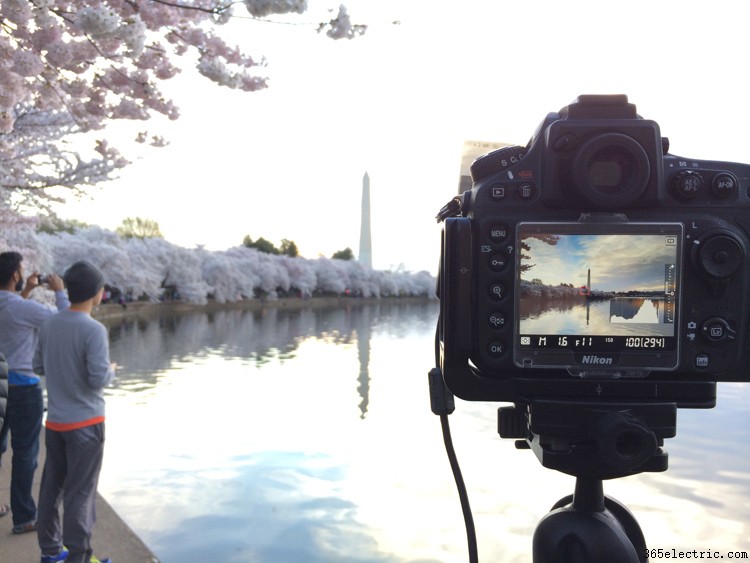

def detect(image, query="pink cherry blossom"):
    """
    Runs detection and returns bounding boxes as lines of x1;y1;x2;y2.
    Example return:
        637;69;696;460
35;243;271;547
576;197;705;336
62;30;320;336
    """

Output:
0;1;365;209
0;217;435;305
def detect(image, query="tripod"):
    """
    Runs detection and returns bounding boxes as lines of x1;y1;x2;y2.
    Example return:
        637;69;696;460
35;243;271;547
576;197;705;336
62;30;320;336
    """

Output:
499;400;677;563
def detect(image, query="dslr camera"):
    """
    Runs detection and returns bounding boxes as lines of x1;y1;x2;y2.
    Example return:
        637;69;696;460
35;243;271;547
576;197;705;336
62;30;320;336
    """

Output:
438;95;750;407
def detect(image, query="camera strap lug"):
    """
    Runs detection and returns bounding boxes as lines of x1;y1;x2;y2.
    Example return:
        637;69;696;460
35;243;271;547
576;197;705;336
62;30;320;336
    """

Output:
436;196;462;223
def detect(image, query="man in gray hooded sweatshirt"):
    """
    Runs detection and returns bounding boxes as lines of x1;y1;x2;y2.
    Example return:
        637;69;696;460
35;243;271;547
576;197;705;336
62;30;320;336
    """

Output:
33;260;115;563
0;251;69;533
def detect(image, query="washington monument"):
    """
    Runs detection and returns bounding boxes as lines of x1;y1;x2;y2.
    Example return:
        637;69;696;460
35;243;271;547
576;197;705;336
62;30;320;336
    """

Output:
359;171;373;268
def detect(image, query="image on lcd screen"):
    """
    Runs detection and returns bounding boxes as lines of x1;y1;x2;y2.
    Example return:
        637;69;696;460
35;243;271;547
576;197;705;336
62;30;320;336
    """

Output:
517;228;679;338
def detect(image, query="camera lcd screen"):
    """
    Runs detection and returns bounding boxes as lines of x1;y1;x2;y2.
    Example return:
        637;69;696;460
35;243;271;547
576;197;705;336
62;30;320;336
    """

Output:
514;222;682;371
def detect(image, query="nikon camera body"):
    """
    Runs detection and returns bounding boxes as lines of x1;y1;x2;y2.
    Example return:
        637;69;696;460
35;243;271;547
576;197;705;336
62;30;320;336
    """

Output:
438;95;750;406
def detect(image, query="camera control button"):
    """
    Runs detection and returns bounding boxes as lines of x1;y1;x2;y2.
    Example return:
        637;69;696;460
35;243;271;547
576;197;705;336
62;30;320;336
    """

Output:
711;173;738;199
488;312;505;329
517;183;536;200
488;253;508;271
490;185;507;200
672;170;703;199
488;341;505;357
488;283;506;300
701;317;735;343
697;235;744;279
695;354;710;368
489;224;509;242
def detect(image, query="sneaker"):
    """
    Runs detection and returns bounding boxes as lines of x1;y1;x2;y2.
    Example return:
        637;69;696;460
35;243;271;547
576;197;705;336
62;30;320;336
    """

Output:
12;520;37;534
40;548;69;563
90;557;111;563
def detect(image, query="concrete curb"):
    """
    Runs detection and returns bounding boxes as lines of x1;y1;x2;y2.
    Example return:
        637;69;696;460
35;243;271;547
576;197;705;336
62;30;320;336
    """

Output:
1;429;159;563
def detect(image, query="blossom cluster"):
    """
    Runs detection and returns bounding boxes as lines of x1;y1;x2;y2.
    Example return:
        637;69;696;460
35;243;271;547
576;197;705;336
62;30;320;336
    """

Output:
2;222;434;304
0;1;364;203
319;5;367;40
244;0;308;19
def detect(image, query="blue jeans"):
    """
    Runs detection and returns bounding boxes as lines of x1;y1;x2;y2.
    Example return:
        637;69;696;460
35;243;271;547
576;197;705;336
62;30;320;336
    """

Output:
0;384;43;526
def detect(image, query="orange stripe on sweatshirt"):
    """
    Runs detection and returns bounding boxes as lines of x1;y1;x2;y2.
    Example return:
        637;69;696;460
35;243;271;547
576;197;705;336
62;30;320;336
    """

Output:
46;416;105;432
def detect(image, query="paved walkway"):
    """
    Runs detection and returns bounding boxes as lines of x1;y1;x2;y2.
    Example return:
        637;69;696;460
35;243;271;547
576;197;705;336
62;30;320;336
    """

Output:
1;430;159;563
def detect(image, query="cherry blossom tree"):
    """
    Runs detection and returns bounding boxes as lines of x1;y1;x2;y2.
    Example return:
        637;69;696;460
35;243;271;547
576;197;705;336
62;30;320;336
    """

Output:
0;0;366;209
26;224;435;304
0;187;47;266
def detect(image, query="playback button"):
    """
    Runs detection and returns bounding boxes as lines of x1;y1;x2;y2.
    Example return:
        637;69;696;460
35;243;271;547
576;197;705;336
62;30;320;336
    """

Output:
490;185;507;200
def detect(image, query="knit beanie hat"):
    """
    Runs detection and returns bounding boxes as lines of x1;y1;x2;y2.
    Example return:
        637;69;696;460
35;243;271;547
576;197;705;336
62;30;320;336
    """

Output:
64;260;104;303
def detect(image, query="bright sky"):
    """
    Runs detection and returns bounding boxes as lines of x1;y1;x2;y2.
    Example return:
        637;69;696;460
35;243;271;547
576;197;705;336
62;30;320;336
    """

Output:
521;234;677;292
54;0;750;274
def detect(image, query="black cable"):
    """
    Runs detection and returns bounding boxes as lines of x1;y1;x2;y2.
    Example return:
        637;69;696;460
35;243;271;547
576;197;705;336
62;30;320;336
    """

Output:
432;291;478;561
429;368;479;561
439;413;478;563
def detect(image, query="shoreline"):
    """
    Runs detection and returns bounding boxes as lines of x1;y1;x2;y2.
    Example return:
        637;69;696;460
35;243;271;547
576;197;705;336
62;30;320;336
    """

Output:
1;431;159;563
93;295;436;323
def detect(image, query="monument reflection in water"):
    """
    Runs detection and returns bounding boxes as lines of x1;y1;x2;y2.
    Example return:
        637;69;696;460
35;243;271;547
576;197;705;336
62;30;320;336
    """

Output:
98;302;750;562
520;296;672;335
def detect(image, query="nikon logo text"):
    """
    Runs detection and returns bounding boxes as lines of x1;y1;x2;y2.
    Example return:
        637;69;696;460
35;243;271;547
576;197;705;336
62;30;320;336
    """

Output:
581;355;613;365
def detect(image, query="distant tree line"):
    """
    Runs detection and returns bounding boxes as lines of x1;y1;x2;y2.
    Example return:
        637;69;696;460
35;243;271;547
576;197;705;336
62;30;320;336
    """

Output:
40;216;163;240
331;248;354;260
38;217;357;262
242;235;299;257
243;235;355;261
117;217;163;240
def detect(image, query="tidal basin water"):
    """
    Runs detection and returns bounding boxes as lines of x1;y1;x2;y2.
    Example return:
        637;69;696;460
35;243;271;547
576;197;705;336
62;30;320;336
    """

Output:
520;297;674;336
97;302;750;562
